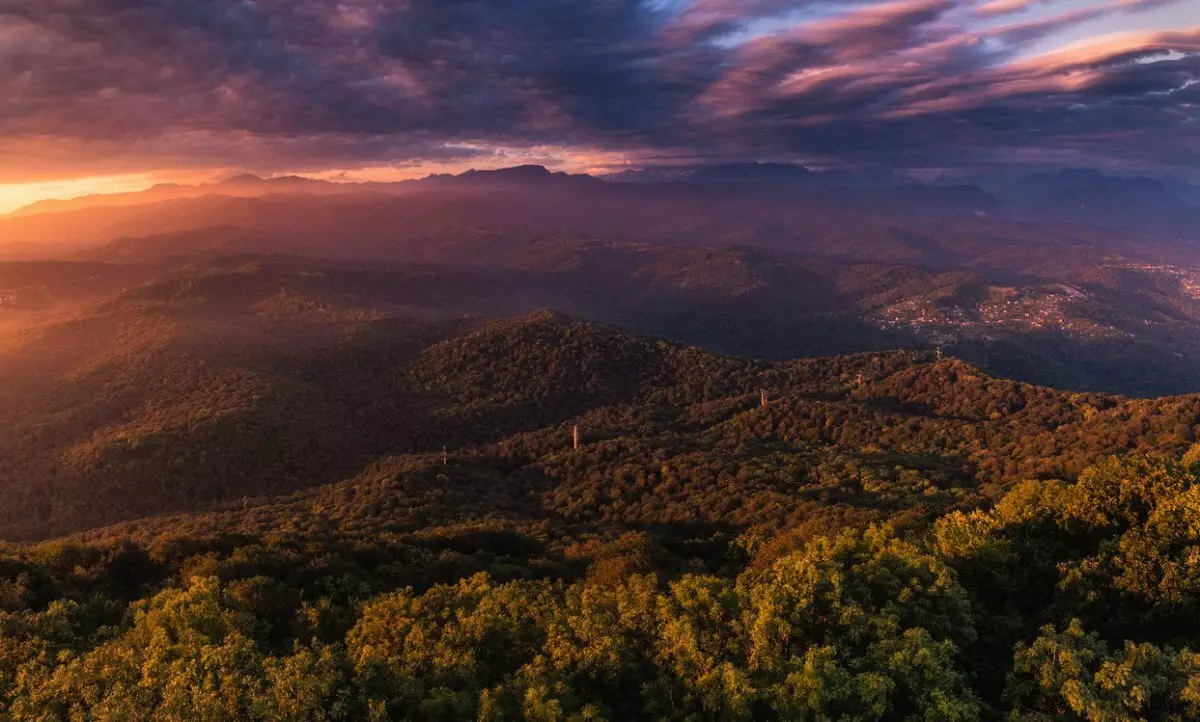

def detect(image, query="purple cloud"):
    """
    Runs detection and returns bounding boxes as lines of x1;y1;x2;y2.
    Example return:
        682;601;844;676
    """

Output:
0;0;1196;180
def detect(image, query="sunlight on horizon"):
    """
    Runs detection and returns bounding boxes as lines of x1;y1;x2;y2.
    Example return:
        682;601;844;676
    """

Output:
0;174;163;215
0;148;636;216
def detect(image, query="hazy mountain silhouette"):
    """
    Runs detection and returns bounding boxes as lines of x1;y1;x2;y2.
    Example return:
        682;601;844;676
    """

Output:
606;162;914;188
1001;168;1199;234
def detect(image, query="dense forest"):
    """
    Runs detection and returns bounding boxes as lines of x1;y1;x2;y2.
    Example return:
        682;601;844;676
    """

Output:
3;304;1200;718
4;449;1200;718
3;300;1200;541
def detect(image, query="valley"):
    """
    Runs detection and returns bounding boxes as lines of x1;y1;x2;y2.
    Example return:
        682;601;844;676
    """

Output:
1;300;1199;719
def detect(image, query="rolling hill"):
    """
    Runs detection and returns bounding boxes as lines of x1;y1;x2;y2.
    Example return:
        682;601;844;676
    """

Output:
0;250;1200;718
2;263;1200;543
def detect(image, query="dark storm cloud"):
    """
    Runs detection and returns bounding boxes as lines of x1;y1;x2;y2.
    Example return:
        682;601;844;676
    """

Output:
370;0;705;141
0;0;1196;177
1;0;413;136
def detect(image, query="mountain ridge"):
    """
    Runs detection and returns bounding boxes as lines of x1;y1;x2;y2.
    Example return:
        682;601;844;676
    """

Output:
3;284;1200;541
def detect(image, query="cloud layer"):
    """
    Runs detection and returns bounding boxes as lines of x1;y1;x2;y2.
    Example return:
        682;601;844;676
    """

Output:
1;0;1196;180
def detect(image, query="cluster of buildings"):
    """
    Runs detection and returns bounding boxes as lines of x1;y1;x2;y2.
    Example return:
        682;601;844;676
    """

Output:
867;283;1123;341
1120;262;1200;301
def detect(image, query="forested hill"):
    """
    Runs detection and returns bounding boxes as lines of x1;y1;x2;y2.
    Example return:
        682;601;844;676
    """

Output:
4;300;1200;716
2;299;1199;542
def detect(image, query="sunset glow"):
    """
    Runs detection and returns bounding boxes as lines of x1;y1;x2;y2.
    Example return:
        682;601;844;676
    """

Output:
0;175;169;215
1;0;1195;213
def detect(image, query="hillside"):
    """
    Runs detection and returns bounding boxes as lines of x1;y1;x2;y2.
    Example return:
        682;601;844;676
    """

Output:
0;279;783;539
64;341;1200;549
2;303;1200;716
8;244;1200;396
1;257;1200;718
2;263;1200;544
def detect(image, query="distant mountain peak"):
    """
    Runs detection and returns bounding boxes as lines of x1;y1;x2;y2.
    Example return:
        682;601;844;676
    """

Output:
1002;167;1189;231
602;162;912;188
524;307;573;324
219;173;334;189
437;164;604;188
456;165;566;182
220;173;266;185
467;164;553;177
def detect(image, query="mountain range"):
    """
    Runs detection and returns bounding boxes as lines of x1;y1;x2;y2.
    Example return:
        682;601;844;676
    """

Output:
8;163;1198;234
3;162;1200;397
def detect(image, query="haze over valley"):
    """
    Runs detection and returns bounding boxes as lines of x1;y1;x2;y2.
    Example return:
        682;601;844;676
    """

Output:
4;164;1200;396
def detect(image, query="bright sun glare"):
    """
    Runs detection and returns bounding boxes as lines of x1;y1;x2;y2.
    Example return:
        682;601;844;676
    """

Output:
0;175;161;215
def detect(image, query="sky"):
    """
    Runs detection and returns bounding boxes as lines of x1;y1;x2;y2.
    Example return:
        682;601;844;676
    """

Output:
0;0;1197;212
